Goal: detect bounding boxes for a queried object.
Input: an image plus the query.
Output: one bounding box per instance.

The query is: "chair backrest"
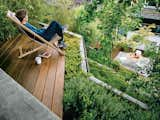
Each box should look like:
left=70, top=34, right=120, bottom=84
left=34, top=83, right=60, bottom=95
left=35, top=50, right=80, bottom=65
left=6, top=10, right=55, bottom=48
left=7, top=10, right=21, bottom=23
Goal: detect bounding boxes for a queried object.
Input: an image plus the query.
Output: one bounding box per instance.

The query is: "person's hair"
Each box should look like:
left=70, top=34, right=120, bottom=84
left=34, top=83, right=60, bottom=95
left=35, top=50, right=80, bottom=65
left=15, top=9, right=27, bottom=22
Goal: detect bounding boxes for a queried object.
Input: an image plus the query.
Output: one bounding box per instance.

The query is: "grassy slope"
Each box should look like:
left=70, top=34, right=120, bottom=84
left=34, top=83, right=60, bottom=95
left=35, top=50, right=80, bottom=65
left=89, top=60, right=152, bottom=103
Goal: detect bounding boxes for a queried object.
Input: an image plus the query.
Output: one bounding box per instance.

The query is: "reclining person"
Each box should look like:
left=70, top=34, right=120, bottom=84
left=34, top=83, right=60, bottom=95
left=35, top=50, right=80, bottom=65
left=130, top=50, right=142, bottom=59
left=15, top=9, right=66, bottom=57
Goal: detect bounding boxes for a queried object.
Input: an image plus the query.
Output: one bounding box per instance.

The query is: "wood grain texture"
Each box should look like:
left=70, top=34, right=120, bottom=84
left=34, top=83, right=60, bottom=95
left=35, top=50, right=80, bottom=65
left=52, top=56, right=65, bottom=118
left=33, top=59, right=50, bottom=100
left=42, top=56, right=58, bottom=108
left=0, top=34, right=65, bottom=119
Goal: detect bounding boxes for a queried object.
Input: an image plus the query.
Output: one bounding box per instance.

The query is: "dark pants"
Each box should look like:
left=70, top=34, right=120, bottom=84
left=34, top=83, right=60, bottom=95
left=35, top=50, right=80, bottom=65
left=42, top=21, right=63, bottom=42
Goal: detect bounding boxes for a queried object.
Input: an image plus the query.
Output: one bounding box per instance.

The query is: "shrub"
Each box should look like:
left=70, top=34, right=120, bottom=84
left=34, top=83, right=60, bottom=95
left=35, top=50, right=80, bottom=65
left=111, top=60, right=120, bottom=71
left=0, top=5, right=17, bottom=41
left=42, top=0, right=79, bottom=31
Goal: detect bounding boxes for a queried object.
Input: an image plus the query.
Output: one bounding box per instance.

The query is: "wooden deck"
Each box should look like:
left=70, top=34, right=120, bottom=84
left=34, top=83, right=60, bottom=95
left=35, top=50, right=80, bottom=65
left=0, top=34, right=65, bottom=119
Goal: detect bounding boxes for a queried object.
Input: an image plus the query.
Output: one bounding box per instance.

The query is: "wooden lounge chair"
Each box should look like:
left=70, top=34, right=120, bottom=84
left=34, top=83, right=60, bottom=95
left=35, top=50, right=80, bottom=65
left=6, top=10, right=64, bottom=59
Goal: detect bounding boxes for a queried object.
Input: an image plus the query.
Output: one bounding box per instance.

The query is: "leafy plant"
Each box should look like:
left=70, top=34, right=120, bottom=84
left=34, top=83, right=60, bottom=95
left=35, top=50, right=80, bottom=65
left=0, top=5, right=17, bottom=41
left=63, top=34, right=159, bottom=120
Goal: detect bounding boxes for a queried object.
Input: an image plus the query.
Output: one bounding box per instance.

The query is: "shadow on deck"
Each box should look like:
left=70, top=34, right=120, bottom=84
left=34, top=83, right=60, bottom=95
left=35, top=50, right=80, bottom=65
left=0, top=34, right=65, bottom=119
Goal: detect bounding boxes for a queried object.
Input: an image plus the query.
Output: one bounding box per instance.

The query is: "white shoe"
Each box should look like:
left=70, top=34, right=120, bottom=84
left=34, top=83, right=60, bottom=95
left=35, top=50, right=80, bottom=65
left=62, top=25, right=68, bottom=33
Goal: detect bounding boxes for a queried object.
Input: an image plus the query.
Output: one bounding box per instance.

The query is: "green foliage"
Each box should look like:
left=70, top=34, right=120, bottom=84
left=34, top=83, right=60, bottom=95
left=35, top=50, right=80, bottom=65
left=76, top=0, right=143, bottom=65
left=64, top=33, right=82, bottom=79
left=0, top=0, right=49, bottom=41
left=89, top=60, right=128, bottom=91
left=63, top=35, right=158, bottom=119
left=1, top=0, right=48, bottom=22
left=0, top=5, right=17, bottom=41
left=114, top=24, right=156, bottom=52
left=62, top=1, right=160, bottom=119
left=64, top=73, right=154, bottom=120
left=88, top=58, right=160, bottom=107
left=1, top=1, right=159, bottom=119
left=119, top=16, right=141, bottom=35
left=144, top=48, right=160, bottom=113
left=42, top=0, right=78, bottom=31
left=110, top=60, right=121, bottom=71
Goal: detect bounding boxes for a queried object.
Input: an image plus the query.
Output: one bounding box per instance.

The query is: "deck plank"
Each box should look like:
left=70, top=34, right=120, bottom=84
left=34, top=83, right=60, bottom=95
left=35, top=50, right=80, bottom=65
left=13, top=54, right=33, bottom=83
left=21, top=58, right=41, bottom=93
left=42, top=56, right=58, bottom=109
left=33, top=59, right=50, bottom=100
left=52, top=56, right=65, bottom=118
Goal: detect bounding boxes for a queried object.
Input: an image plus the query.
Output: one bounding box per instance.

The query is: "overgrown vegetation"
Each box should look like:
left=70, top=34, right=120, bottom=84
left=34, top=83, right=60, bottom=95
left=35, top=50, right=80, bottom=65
left=113, top=24, right=156, bottom=52
left=89, top=58, right=159, bottom=106
left=76, top=0, right=144, bottom=65
left=63, top=34, right=159, bottom=120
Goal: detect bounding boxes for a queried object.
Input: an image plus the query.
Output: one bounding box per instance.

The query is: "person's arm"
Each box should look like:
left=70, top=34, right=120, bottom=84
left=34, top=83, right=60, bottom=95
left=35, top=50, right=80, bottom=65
left=24, top=22, right=45, bottom=35
left=24, top=23, right=39, bottom=32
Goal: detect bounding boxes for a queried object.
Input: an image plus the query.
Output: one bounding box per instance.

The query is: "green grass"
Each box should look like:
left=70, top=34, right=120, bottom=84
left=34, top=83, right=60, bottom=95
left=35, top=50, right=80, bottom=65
left=89, top=59, right=153, bottom=103
left=89, top=61, right=128, bottom=91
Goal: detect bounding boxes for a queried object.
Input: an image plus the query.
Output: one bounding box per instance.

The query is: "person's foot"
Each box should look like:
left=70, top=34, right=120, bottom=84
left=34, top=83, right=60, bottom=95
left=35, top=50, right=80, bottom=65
left=58, top=40, right=67, bottom=49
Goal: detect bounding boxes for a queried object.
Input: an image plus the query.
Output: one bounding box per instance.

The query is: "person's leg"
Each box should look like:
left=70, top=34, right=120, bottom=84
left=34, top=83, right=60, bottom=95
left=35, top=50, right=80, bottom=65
left=43, top=21, right=63, bottom=41
left=47, top=21, right=67, bottom=48
left=42, top=21, right=66, bottom=49
left=156, top=26, right=160, bottom=33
